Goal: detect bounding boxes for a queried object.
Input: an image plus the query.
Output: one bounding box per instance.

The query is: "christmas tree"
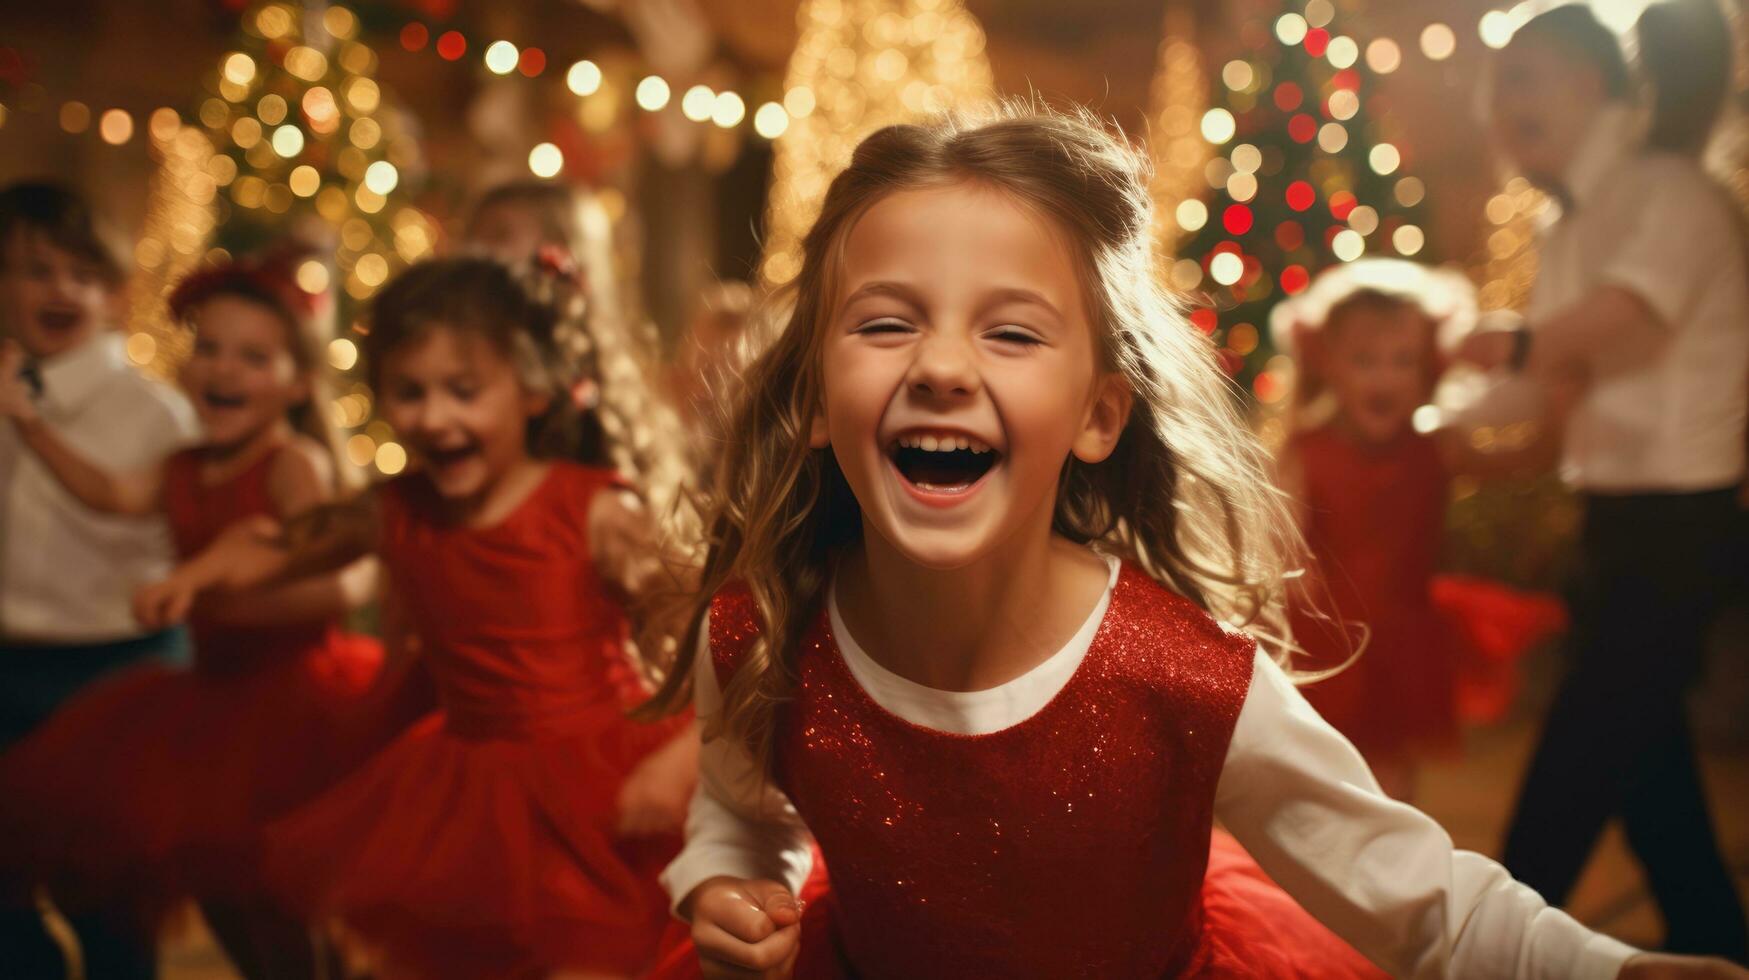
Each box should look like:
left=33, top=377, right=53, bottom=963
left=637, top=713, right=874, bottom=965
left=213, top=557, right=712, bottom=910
left=194, top=3, right=434, bottom=300
left=136, top=1, right=436, bottom=477
left=1167, top=3, right=1431, bottom=410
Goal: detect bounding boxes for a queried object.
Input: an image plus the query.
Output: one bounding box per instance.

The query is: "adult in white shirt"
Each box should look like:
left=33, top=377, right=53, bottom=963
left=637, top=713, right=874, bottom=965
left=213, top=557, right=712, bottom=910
left=1464, top=5, right=1748, bottom=961
left=0, top=182, right=198, bottom=979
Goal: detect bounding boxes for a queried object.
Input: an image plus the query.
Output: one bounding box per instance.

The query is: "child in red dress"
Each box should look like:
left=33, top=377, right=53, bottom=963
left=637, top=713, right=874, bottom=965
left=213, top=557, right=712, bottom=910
left=641, top=109, right=1729, bottom=979
left=1272, top=259, right=1566, bottom=800
left=155, top=255, right=699, bottom=978
left=0, top=252, right=389, bottom=973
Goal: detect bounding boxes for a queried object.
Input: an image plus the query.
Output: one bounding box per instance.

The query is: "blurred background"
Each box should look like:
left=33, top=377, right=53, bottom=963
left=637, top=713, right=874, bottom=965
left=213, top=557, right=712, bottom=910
left=2, top=0, right=1745, bottom=974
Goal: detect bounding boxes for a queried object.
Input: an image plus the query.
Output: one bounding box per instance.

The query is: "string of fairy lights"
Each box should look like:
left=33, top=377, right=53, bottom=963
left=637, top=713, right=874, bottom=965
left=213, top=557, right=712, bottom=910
left=8, top=0, right=1733, bottom=435
left=760, top=0, right=994, bottom=286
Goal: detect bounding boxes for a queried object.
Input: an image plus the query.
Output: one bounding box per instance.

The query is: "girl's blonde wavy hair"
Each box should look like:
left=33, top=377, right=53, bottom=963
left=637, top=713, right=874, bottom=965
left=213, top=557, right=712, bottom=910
left=645, top=103, right=1307, bottom=768
left=466, top=182, right=697, bottom=550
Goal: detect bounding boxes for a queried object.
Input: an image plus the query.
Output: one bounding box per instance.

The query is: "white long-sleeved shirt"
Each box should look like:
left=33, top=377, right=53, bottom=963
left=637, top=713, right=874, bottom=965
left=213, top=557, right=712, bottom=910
left=1529, top=105, right=1748, bottom=493
left=0, top=332, right=200, bottom=643
left=661, top=557, right=1638, bottom=980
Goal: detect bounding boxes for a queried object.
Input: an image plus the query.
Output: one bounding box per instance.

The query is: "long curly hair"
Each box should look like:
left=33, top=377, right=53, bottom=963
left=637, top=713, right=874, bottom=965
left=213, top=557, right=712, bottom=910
left=643, top=103, right=1308, bottom=772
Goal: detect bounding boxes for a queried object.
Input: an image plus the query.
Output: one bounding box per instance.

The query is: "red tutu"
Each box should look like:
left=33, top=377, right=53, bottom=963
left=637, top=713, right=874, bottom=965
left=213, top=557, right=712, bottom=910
left=263, top=704, right=688, bottom=979
left=0, top=629, right=391, bottom=928
left=259, top=463, right=693, bottom=978
left=1432, top=574, right=1567, bottom=725
left=0, top=446, right=402, bottom=931
left=646, top=832, right=1382, bottom=979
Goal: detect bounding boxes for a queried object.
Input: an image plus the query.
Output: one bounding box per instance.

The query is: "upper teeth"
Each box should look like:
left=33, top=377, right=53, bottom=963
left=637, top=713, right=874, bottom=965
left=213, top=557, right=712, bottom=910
left=896, top=433, right=992, bottom=454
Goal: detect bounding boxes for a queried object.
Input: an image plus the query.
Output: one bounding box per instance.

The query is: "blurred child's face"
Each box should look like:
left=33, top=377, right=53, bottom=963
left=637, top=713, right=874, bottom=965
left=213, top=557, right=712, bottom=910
left=1491, top=35, right=1608, bottom=185
left=178, top=295, right=307, bottom=452
left=466, top=202, right=546, bottom=264
left=0, top=229, right=112, bottom=360
left=1320, top=303, right=1434, bottom=444
left=376, top=325, right=546, bottom=501
left=815, top=182, right=1127, bottom=570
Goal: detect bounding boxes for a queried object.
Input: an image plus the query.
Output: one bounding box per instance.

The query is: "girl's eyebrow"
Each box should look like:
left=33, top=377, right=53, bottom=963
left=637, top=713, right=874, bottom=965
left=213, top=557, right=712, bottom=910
left=977, top=287, right=1063, bottom=321
left=840, top=280, right=922, bottom=309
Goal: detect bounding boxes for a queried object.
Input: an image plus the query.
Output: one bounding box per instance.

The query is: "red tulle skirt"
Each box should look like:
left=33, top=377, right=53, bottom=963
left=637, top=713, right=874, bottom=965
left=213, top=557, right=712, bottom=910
left=261, top=703, right=691, bottom=979
left=1299, top=577, right=1566, bottom=761
left=0, top=631, right=392, bottom=930
left=646, top=831, right=1383, bottom=979
left=1432, top=574, right=1567, bottom=725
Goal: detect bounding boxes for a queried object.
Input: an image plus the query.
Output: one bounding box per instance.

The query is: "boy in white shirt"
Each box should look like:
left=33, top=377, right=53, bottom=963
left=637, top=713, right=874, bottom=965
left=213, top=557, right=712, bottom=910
left=0, top=181, right=200, bottom=978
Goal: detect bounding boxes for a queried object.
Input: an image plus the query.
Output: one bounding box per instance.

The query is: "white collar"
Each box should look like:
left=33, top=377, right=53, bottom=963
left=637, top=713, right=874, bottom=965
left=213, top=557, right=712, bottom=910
left=37, top=332, right=130, bottom=416
left=825, top=554, right=1121, bottom=735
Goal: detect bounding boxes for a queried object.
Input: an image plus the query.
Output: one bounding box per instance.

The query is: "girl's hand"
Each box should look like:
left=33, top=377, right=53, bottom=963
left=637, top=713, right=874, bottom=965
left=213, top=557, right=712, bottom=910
left=132, top=572, right=202, bottom=630
left=615, top=724, right=700, bottom=837
left=0, top=341, right=40, bottom=424
left=1619, top=953, right=1749, bottom=979
left=683, top=877, right=803, bottom=979
left=203, top=514, right=289, bottom=590
left=132, top=515, right=288, bottom=628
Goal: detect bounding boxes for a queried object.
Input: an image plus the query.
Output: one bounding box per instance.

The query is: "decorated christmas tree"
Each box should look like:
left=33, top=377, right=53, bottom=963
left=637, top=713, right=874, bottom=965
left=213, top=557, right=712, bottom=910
left=193, top=2, right=435, bottom=302
left=131, top=1, right=436, bottom=477
left=1168, top=3, right=1432, bottom=408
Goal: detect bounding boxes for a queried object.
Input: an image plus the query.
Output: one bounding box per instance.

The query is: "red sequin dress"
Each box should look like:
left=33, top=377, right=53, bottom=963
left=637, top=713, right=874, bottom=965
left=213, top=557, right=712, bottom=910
left=653, top=566, right=1382, bottom=979
left=1286, top=425, right=1565, bottom=756
left=260, top=462, right=692, bottom=979
left=0, top=445, right=391, bottom=927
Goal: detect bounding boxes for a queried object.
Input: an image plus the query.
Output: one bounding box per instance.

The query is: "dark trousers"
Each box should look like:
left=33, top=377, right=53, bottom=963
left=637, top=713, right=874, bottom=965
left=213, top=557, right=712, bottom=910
left=0, top=629, right=189, bottom=979
left=1503, top=489, right=1748, bottom=960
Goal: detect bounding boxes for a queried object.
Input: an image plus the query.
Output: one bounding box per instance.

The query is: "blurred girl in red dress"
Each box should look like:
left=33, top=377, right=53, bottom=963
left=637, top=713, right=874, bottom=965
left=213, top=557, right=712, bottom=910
left=1274, top=258, right=1565, bottom=800
left=150, top=253, right=699, bottom=979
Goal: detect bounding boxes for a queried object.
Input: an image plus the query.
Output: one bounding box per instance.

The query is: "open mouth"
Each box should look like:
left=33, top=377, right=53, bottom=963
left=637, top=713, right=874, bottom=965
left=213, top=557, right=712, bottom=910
left=37, top=309, right=82, bottom=334
left=202, top=391, right=247, bottom=411
left=422, top=443, right=481, bottom=471
left=887, top=432, right=999, bottom=494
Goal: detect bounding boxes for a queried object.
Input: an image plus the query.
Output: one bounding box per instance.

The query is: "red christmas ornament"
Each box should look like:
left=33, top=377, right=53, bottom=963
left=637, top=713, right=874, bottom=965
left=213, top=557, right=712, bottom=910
left=436, top=30, right=467, bottom=61
left=1285, top=181, right=1316, bottom=211
left=518, top=47, right=546, bottom=77
left=1304, top=28, right=1330, bottom=57
left=1288, top=113, right=1317, bottom=143
left=1189, top=308, right=1219, bottom=335
left=1274, top=220, right=1305, bottom=250
left=1273, top=82, right=1303, bottom=112
left=400, top=23, right=429, bottom=52
left=1280, top=265, right=1311, bottom=294
left=1333, top=68, right=1361, bottom=92
left=1328, top=190, right=1358, bottom=221
left=1253, top=371, right=1283, bottom=402
left=1222, top=205, right=1254, bottom=236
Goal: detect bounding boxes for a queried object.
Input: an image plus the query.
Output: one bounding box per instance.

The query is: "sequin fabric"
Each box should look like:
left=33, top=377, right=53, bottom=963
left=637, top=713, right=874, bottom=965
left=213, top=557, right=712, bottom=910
left=708, top=564, right=1256, bottom=979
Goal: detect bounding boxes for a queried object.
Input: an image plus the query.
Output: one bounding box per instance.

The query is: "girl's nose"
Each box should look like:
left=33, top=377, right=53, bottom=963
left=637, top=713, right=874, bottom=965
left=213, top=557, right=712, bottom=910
left=906, top=331, right=980, bottom=399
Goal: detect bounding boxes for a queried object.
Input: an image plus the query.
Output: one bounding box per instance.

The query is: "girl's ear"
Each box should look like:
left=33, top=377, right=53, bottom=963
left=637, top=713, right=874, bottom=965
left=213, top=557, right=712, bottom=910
left=807, top=408, right=830, bottom=449
left=524, top=388, right=553, bottom=419
left=287, top=373, right=312, bottom=409
left=1071, top=371, right=1132, bottom=464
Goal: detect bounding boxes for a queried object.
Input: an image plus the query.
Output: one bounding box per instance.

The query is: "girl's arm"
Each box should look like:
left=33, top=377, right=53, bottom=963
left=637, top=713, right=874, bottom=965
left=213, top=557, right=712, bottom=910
left=662, top=631, right=814, bottom=976
left=189, top=438, right=379, bottom=628
left=133, top=489, right=380, bottom=630
left=1, top=343, right=163, bottom=515
left=1214, top=651, right=1740, bottom=979
left=588, top=486, right=693, bottom=602
left=661, top=635, right=815, bottom=907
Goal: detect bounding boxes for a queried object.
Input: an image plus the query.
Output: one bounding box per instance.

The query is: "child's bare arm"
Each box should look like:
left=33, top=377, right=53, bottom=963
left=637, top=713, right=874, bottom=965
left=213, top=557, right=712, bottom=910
left=2, top=342, right=163, bottom=515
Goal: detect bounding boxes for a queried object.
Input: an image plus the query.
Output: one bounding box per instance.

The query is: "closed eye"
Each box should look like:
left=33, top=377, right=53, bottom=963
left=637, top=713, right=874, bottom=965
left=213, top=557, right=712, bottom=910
left=989, top=326, right=1043, bottom=346
left=855, top=318, right=913, bottom=335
